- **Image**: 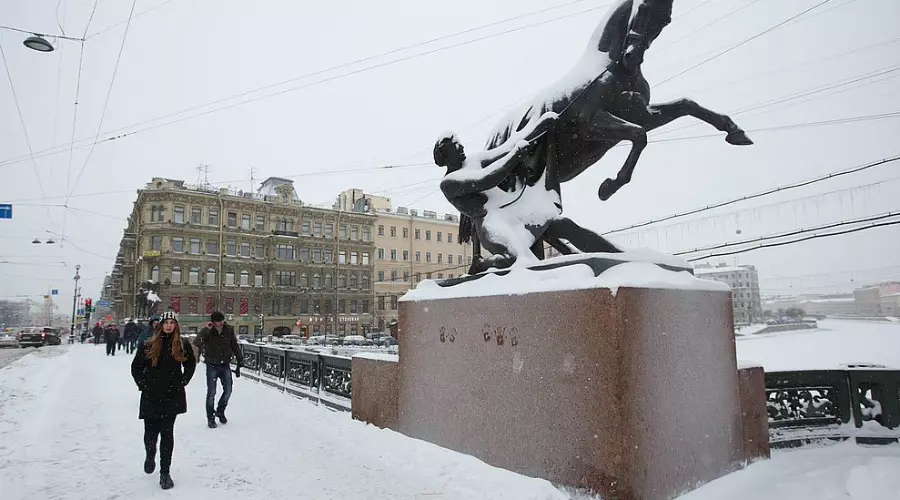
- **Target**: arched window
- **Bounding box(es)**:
[312,274,321,289]
[150,266,160,282]
[240,270,249,287]
[206,268,216,286]
[349,274,358,289]
[324,274,333,289]
[171,266,182,284]
[189,267,200,285]
[300,273,309,288]
[338,274,347,289]
[255,271,264,287]
[361,274,370,290]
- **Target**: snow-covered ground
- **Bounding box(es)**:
[736,319,900,371]
[2,342,899,499]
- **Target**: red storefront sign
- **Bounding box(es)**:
[206,296,216,315]
[170,296,181,313]
[240,297,248,315]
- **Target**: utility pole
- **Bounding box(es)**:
[70,265,81,342]
[332,209,341,344]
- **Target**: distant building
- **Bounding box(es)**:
[762,293,856,317]
[882,292,900,317]
[854,282,900,316]
[694,264,762,324]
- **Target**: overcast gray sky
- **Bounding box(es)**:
[2,0,899,310]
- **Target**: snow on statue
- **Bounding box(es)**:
[441,0,753,276]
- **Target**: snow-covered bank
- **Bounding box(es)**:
[736,319,900,371]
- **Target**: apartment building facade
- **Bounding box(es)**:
[109,177,376,336]
[693,264,763,325]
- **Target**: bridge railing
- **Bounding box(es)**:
[232,342,353,411]
[766,368,900,448]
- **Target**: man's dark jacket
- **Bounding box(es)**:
[192,323,243,366]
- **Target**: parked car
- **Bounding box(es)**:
[0,334,19,348]
[17,327,62,348]
[341,335,373,346]
[381,336,398,347]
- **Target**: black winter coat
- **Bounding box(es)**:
[123,322,138,340]
[131,334,197,419]
[92,325,103,338]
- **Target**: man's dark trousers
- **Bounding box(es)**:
[206,363,233,419]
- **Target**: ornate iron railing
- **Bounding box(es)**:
[766,368,900,448]
[234,343,352,411]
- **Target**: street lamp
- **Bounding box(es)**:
[23,35,54,52]
[70,265,81,342]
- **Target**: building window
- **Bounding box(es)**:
[377,271,384,282]
[299,299,308,314]
[425,230,431,241]
[324,274,333,289]
[324,249,333,263]
[438,253,443,264]
[350,225,358,240]
[351,251,358,265]
[447,253,452,264]
[299,273,309,288]
[312,274,321,289]
[426,252,431,263]
[402,250,408,261]
[362,226,370,241]
[255,243,265,258]
[389,226,396,237]
[240,242,250,257]
[188,296,199,314]
[276,218,294,232]
[225,271,235,286]
[272,298,281,316]
[403,271,409,282]
[350,300,358,313]
[448,274,454,279]
[338,299,346,314]
[300,248,309,263]
[151,236,161,251]
[457,255,462,265]
[171,266,182,284]
[448,232,453,244]
[415,272,421,282]
[437,273,443,279]
[403,227,408,238]
[339,224,347,240]
[227,212,237,228]
[191,206,202,224]
[241,214,251,230]
[362,300,369,313]
[174,205,185,224]
[391,295,398,310]
[390,249,397,261]
[437,231,442,242]
[208,208,219,226]
[226,238,237,256]
[314,222,322,236]
[206,268,216,285]
[312,248,322,263]
[362,252,370,265]
[362,274,370,290]
[150,266,160,282]
[301,221,311,235]
[349,274,358,289]
[172,237,184,253]
[189,238,201,254]
[426,273,432,279]
[415,229,421,239]
[378,248,385,260]
[240,271,249,287]
[338,274,347,289]
[339,251,346,264]
[415,251,420,262]
[377,225,384,236]
[224,297,235,314]
[378,296,385,311]
[325,223,333,238]
[275,271,296,287]
[189,267,200,285]
[255,271,263,287]
[390,270,397,281]
[276,244,295,260]
[255,215,265,231]
[207,240,218,255]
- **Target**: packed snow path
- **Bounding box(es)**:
[2,345,899,500]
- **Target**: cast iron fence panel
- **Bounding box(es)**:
[260,346,285,381]
[286,350,320,392]
[321,355,352,399]
[238,343,352,406]
[240,344,260,372]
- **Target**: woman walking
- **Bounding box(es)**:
[130,311,196,490]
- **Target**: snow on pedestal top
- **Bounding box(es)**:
[401,251,729,302]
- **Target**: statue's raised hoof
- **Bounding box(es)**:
[726,130,753,146]
[598,179,617,201]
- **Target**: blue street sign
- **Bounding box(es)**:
[51,289,59,295]
[97,300,110,306]
[0,204,11,219]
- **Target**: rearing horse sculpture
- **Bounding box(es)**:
[460,0,752,268]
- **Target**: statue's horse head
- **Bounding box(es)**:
[621,0,673,71]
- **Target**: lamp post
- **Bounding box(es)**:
[70,265,81,342]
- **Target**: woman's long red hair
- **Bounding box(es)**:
[146,321,185,366]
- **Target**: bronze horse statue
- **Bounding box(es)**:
[459,0,752,269]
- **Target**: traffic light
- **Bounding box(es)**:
[85,298,92,312]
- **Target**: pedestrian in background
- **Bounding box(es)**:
[193,311,244,428]
[137,315,160,347]
[93,322,103,345]
[105,324,120,356]
[124,319,139,354]
[131,310,196,490]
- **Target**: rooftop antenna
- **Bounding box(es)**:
[250,167,256,193]
[196,164,211,190]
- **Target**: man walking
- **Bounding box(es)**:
[124,319,139,354]
[93,322,103,345]
[105,324,120,356]
[193,311,244,428]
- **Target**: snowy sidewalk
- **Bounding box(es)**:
[1,345,899,500]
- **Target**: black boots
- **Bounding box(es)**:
[159,472,174,490]
[207,418,217,429]
[216,410,227,424]
[144,454,156,474]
